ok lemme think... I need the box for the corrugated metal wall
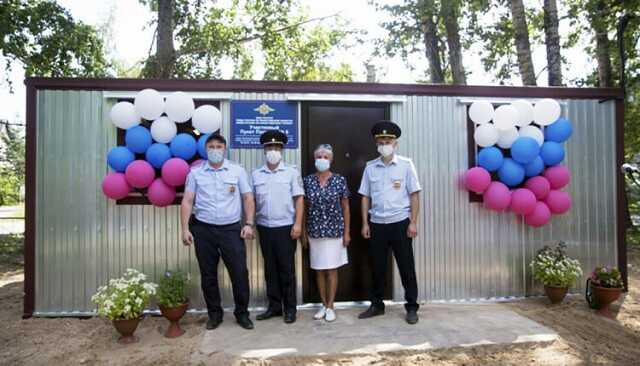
[391,96,617,301]
[34,90,617,315]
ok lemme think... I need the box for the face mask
[207,148,225,164]
[315,158,330,172]
[265,150,282,165]
[377,144,394,158]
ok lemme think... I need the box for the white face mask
[207,148,225,164]
[315,158,330,172]
[377,144,395,158]
[265,150,282,165]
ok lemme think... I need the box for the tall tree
[421,0,445,83]
[543,0,562,85]
[155,0,176,78]
[589,0,614,87]
[441,0,466,85]
[509,0,537,85]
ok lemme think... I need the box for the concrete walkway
[193,303,557,362]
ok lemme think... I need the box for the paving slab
[194,303,557,361]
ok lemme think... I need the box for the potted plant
[588,266,624,318]
[530,241,583,304]
[91,268,157,344]
[157,270,189,338]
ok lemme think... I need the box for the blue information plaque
[230,100,298,148]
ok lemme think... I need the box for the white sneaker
[313,306,327,320]
[325,308,336,322]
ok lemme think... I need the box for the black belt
[190,215,240,229]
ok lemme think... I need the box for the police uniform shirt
[358,154,422,224]
[185,159,252,225]
[252,162,304,228]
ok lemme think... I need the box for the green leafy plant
[157,270,189,308]
[91,268,157,320]
[530,241,583,287]
[590,266,624,288]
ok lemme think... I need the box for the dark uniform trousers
[190,216,250,320]
[369,218,419,311]
[257,225,297,315]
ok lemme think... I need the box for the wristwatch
[244,222,255,228]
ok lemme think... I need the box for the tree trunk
[155,0,175,78]
[441,1,466,85]
[509,0,537,85]
[543,0,562,86]
[421,0,444,84]
[590,0,613,87]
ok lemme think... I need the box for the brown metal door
[301,101,393,303]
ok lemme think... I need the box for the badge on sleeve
[393,180,401,189]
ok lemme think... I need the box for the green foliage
[590,266,624,288]
[0,124,24,206]
[157,270,188,307]
[530,241,583,287]
[0,0,109,88]
[0,233,23,267]
[91,269,157,320]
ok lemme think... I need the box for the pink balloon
[483,181,511,211]
[510,188,537,215]
[147,178,176,207]
[125,160,155,189]
[544,165,571,190]
[102,172,131,200]
[190,159,205,168]
[464,167,491,194]
[545,190,572,214]
[524,176,551,200]
[161,158,190,187]
[524,202,552,227]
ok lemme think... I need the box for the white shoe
[313,306,327,320]
[325,308,336,322]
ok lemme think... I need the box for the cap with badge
[260,129,288,146]
[371,120,401,139]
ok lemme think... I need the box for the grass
[0,233,24,266]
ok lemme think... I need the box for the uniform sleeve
[291,169,305,196]
[341,176,350,198]
[185,171,197,193]
[357,167,370,197]
[406,159,422,194]
[238,168,252,194]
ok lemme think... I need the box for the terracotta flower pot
[544,285,568,304]
[112,317,142,344]
[159,301,189,338]
[592,285,622,318]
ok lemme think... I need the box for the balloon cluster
[463,99,573,227]
[102,89,221,207]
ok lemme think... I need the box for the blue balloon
[544,118,573,143]
[145,143,172,169]
[477,147,504,172]
[498,158,525,187]
[540,141,565,166]
[125,125,152,154]
[197,134,210,159]
[511,137,540,164]
[107,146,135,172]
[170,133,197,160]
[524,156,545,177]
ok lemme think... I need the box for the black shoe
[256,309,283,321]
[206,317,223,330]
[236,315,254,330]
[406,309,419,324]
[284,313,296,324]
[358,306,385,319]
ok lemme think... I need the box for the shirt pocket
[369,176,382,199]
[273,176,291,197]
[222,177,239,195]
[388,174,406,201]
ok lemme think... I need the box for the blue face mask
[207,148,225,164]
[315,158,330,172]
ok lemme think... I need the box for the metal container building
[22,78,626,317]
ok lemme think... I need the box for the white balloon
[134,89,164,120]
[192,105,222,133]
[519,125,544,146]
[474,123,499,147]
[493,105,518,131]
[469,101,494,125]
[165,92,195,123]
[110,101,140,129]
[511,99,534,127]
[534,98,561,126]
[150,116,177,143]
[497,127,519,149]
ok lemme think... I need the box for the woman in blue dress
[303,144,350,322]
